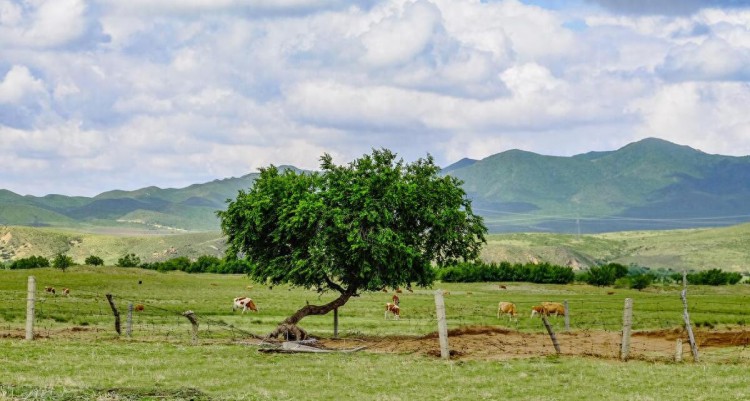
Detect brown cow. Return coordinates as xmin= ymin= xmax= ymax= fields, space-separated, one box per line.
xmin=497 ymin=302 xmax=517 ymax=319
xmin=531 ymin=302 xmax=565 ymax=318
xmin=392 ymin=294 xmax=400 ymax=306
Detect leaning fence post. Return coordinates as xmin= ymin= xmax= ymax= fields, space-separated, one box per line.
xmin=541 ymin=315 xmax=561 ymax=354
xmin=681 ymin=289 xmax=700 ymax=362
xmin=434 ymin=290 xmax=450 ymax=359
xmin=620 ymin=298 xmax=633 ymax=361
xmin=105 ymin=293 xmax=121 ymax=335
xmin=182 ymin=310 xmax=199 ymax=344
xmin=126 ymin=303 xmax=133 ymax=337
xmin=26 ymin=276 xmax=36 ymax=341
xmin=563 ymin=300 xmax=570 ymax=332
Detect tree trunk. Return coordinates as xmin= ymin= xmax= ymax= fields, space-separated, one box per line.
xmin=268 ymin=291 xmax=354 ymax=340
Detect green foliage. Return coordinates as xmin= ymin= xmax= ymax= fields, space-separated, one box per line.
xmin=84 ymin=255 xmax=104 ymax=266
xmin=629 ymin=274 xmax=655 ymax=291
xmin=581 ymin=263 xmax=629 ymax=286
xmin=218 ymin=149 xmax=487 ymax=298
xmin=686 ymin=269 xmax=743 ymax=285
xmin=9 ymin=255 xmax=50 ymax=269
xmin=52 ymin=253 xmax=74 ymax=271
xmin=116 ymin=253 xmax=141 ymax=267
xmin=437 ymin=261 xmax=575 ymax=284
xmin=140 ymin=255 xmax=251 ymax=274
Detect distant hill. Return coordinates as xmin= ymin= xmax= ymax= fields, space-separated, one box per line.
xmin=2 ymin=138 xmax=750 ymax=233
xmin=0 ymin=174 xmax=260 ymax=231
xmin=3 ymin=223 xmax=750 ymax=272
xmin=446 ymin=137 xmax=750 ymax=233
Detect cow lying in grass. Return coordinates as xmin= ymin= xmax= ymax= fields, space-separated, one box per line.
xmin=385 ymin=302 xmax=400 ymax=320
xmin=233 ymin=297 xmax=258 ymax=313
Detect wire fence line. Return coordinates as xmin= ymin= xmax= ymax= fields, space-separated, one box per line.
xmin=2 ymin=280 xmax=750 ymax=362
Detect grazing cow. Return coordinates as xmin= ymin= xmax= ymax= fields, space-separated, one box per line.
xmin=134 ymin=304 xmax=145 ymax=312
xmin=531 ymin=302 xmax=565 ymax=318
xmin=498 ymin=285 xmax=507 ymax=290
xmin=392 ymin=294 xmax=400 ymax=306
xmin=497 ymin=302 xmax=517 ymax=319
xmin=385 ymin=302 xmax=400 ymax=320
xmin=62 ymin=288 xmax=70 ymax=296
xmin=395 ymin=288 xmax=403 ymax=294
xmin=44 ymin=286 xmax=55 ymax=295
xmin=233 ymin=297 xmax=258 ymax=313
xmin=607 ymin=291 xmax=615 ymax=295
xmin=381 ymin=288 xmax=388 ymax=293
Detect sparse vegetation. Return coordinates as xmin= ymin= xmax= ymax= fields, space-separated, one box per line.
xmin=116 ymin=253 xmax=141 ymax=267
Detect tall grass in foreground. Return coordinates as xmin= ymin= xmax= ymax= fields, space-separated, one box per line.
xmin=1 ymin=340 xmax=750 ymax=401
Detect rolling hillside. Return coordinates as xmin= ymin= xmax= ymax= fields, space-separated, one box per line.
xmin=2 ymin=138 xmax=750 ymax=233
xmin=2 ymin=223 xmax=750 ymax=272
xmin=446 ymin=138 xmax=750 ymax=233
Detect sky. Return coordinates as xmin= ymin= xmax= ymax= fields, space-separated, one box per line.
xmin=2 ymin=0 xmax=750 ymax=197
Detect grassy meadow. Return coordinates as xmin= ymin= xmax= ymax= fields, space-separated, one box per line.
xmin=2 ymin=266 xmax=750 ymax=400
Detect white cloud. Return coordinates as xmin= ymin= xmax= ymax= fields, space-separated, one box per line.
xmin=2 ymin=0 xmax=750 ymax=196
xmin=0 ymin=65 xmax=46 ymax=104
xmin=632 ymin=82 xmax=750 ymax=156
xmin=360 ymin=1 xmax=441 ymax=66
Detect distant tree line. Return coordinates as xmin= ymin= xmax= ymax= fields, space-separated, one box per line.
xmin=437 ymin=261 xmax=576 ymax=284
xmin=5 ymin=253 xmax=250 ymax=275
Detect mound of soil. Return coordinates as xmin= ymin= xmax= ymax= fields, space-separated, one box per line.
xmin=318 ymin=326 xmax=750 ymax=361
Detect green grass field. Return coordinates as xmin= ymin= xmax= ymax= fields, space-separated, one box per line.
xmin=2 ymin=267 xmax=750 ymax=400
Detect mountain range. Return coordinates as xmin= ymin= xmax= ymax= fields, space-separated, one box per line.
xmin=2 ymin=138 xmax=750 ymax=233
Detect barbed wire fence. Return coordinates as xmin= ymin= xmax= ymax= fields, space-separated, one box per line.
xmin=2 ymin=276 xmax=749 ymax=362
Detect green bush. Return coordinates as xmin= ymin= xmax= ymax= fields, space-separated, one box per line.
xmin=687 ymin=269 xmax=743 ymax=286
xmin=9 ymin=255 xmax=50 ymax=270
xmin=85 ymin=255 xmax=104 ymax=266
xmin=52 ymin=254 xmax=74 ymax=272
xmin=629 ymin=274 xmax=654 ymax=291
xmin=116 ymin=253 xmax=141 ymax=268
xmin=583 ymin=263 xmax=628 ymax=286
xmin=437 ymin=261 xmax=574 ymax=284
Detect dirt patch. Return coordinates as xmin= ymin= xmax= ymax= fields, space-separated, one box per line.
xmin=318 ymin=326 xmax=750 ymax=361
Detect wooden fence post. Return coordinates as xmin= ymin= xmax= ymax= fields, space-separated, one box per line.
xmin=126 ymin=303 xmax=133 ymax=337
xmin=681 ymin=289 xmax=699 ymax=362
xmin=182 ymin=310 xmax=199 ymax=344
xmin=434 ymin=290 xmax=450 ymax=359
xmin=25 ymin=276 xmax=36 ymax=341
xmin=675 ymin=339 xmax=683 ymax=362
xmin=563 ymin=300 xmax=570 ymax=332
xmin=333 ymin=307 xmax=339 ymax=339
xmin=105 ymin=293 xmax=121 ymax=335
xmin=541 ymin=315 xmax=561 ymax=354
xmin=620 ymin=298 xmax=633 ymax=361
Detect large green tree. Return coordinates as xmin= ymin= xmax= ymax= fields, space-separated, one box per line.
xmin=218 ymin=149 xmax=487 ymax=338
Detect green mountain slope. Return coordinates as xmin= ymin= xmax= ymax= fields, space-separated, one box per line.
xmin=2 ymin=138 xmax=750 ymax=233
xmin=448 ymin=137 xmax=750 ymax=232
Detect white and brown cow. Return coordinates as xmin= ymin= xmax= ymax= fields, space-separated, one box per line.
xmin=392 ymin=294 xmax=400 ymax=306
xmin=385 ymin=302 xmax=400 ymax=320
xmin=233 ymin=297 xmax=258 ymax=313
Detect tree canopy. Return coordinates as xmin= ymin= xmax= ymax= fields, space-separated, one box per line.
xmin=218 ymin=149 xmax=487 ymax=335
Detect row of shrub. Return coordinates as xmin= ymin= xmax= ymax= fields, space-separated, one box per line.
xmin=5 ymin=253 xmax=250 ymax=275
xmin=437 ymin=261 xmax=576 ymax=284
